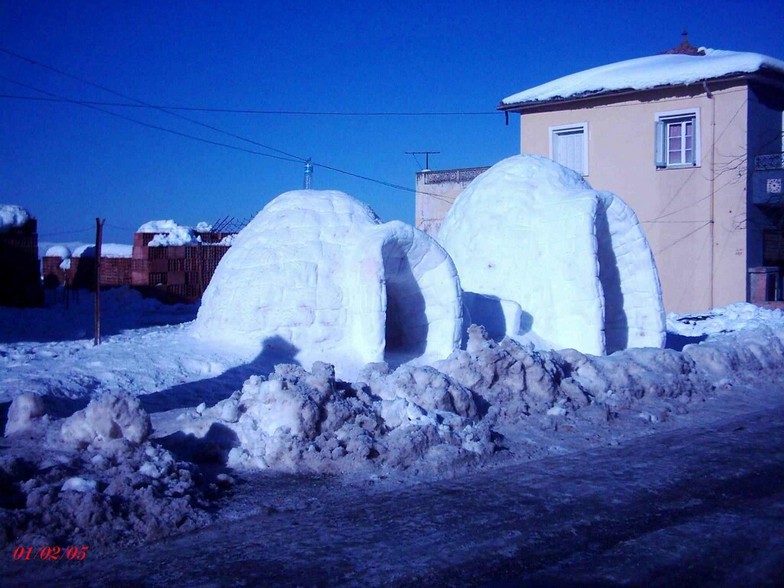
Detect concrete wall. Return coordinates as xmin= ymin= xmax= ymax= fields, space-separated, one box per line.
xmin=518 ymin=82 xmax=751 ymax=313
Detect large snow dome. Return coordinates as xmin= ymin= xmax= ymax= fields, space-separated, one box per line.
xmin=194 ymin=190 xmax=462 ymax=373
xmin=438 ymin=155 xmax=665 ymax=355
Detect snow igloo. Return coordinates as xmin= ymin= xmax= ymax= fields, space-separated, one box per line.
xmin=438 ymin=155 xmax=665 ymax=355
xmin=194 ymin=190 xmax=462 ymax=373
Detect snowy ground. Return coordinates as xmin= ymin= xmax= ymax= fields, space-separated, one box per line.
xmin=2 ymin=289 xmax=784 ymax=585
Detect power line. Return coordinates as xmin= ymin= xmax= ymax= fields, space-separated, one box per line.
xmin=0 ymin=46 xmax=303 ymax=162
xmin=0 ymin=93 xmax=498 ymax=116
xmin=0 ymin=75 xmax=302 ymax=164
xmin=1 ymin=46 xmax=458 ymax=200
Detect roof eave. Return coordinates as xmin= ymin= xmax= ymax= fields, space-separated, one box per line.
xmin=497 ymin=70 xmax=783 ymax=113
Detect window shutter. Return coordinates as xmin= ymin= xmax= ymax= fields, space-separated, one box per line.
xmin=654 ymin=121 xmax=666 ymax=168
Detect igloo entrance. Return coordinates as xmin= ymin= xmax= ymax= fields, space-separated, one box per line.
xmin=382 ymin=239 xmax=428 ymax=364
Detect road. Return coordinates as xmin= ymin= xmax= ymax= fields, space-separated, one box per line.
xmin=6 ymin=402 xmax=784 ymax=587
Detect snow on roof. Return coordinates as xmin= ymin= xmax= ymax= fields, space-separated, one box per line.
xmin=71 ymin=244 xmax=132 ymax=258
xmin=0 ymin=204 xmax=31 ymax=233
xmin=138 ymin=220 xmax=178 ymax=233
xmin=501 ymin=48 xmax=784 ymax=107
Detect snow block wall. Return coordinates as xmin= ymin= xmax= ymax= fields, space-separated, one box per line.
xmin=438 ymin=155 xmax=665 ymax=355
xmin=194 ymin=190 xmax=462 ymax=372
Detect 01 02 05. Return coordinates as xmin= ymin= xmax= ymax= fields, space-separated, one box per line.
xmin=12 ymin=546 xmax=89 ymax=561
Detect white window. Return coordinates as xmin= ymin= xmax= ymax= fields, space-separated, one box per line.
xmin=655 ymin=109 xmax=700 ymax=168
xmin=550 ymin=123 xmax=588 ymax=176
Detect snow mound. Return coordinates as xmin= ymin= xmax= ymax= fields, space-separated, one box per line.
xmin=61 ymin=392 xmax=152 ymax=447
xmin=438 ymin=155 xmax=665 ymax=355
xmin=44 ymin=244 xmax=71 ymax=259
xmin=186 ymin=361 xmax=495 ymax=474
xmin=138 ymin=219 xmax=179 ymax=233
xmin=194 ymin=190 xmax=462 ymax=374
xmin=4 ymin=394 xmax=47 ymax=436
xmin=149 ymin=226 xmax=202 ymax=247
xmin=0 ymin=204 xmax=31 ymax=232
xmin=668 ymin=302 xmax=784 ymax=337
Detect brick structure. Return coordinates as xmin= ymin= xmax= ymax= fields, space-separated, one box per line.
xmin=0 ymin=217 xmax=43 ymax=307
xmin=131 ymin=231 xmax=232 ymax=303
xmin=42 ymin=227 xmax=236 ymax=304
xmin=43 ymin=255 xmax=132 ymax=290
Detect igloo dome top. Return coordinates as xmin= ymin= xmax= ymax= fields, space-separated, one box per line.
xmin=438 ymin=155 xmax=665 ymax=355
xmin=194 ymin=190 xmax=462 ymax=375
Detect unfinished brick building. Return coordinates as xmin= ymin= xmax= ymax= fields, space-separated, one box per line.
xmin=0 ymin=215 xmax=43 ymax=307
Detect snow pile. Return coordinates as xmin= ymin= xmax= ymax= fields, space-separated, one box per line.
xmin=44 ymin=244 xmax=71 ymax=259
xmin=433 ymin=326 xmax=699 ymax=426
xmin=149 ymin=226 xmax=202 ymax=247
xmin=184 ymin=361 xmax=494 ymax=474
xmin=0 ymin=204 xmax=31 ymax=232
xmin=4 ymin=394 xmax=48 ymax=436
xmin=216 ymin=233 xmax=235 ymax=246
xmin=1 ymin=393 xmax=221 ymax=548
xmin=438 ymin=155 xmax=665 ymax=355
xmin=501 ymin=48 xmax=784 ymax=106
xmin=138 ymin=219 xmax=179 ymax=233
xmin=195 ymin=222 xmax=212 ymax=232
xmin=194 ymin=190 xmax=462 ymax=375
xmin=72 ymin=244 xmax=95 ymax=257
xmin=668 ymin=302 xmax=784 ymax=337
xmin=60 ymin=392 xmax=152 ymax=447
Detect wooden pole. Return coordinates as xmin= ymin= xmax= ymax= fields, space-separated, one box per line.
xmin=94 ymin=218 xmax=105 ymax=346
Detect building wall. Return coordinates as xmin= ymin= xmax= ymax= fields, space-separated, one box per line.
xmin=415 ymin=167 xmax=489 ymax=237
xmin=518 ymin=82 xmax=751 ymax=313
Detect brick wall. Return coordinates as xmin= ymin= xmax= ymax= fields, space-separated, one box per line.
xmin=0 ymin=218 xmax=43 ymax=307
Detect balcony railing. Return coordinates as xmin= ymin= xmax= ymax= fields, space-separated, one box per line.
xmin=755 ymin=152 xmax=784 ymax=171
xmin=418 ymin=166 xmax=490 ymax=185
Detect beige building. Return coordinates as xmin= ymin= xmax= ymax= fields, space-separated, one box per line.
xmin=415 ymin=166 xmax=489 ymax=237
xmin=496 ymin=40 xmax=784 ymax=313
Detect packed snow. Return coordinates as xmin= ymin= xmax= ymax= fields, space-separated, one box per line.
xmin=501 ymin=48 xmax=784 ymax=106
xmin=438 ymin=155 xmax=665 ymax=355
xmin=0 ymin=204 xmax=31 ymax=232
xmin=194 ymin=190 xmax=462 ymax=376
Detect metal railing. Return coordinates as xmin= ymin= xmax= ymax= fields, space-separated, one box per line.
xmin=419 ymin=166 xmax=490 ymax=185
xmin=755 ymin=152 xmax=784 ymax=171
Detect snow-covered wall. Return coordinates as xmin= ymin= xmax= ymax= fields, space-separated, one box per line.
xmin=194 ymin=190 xmax=462 ymax=374
xmin=0 ymin=204 xmax=31 ymax=233
xmin=438 ymin=155 xmax=665 ymax=355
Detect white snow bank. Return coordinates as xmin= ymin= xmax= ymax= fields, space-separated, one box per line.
xmin=61 ymin=392 xmax=152 ymax=447
xmin=182 ymin=361 xmax=494 ymax=473
xmin=0 ymin=204 xmax=31 ymax=232
xmin=45 ymin=245 xmax=71 ymax=259
xmin=4 ymin=393 xmax=47 ymax=436
xmin=194 ymin=190 xmax=463 ymax=375
xmin=501 ymin=48 xmax=784 ymax=106
xmin=438 ymin=155 xmax=665 ymax=355
xmin=668 ymin=302 xmax=784 ymax=337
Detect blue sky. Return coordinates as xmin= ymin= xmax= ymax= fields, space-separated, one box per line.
xmin=3 ymin=0 xmax=784 ymax=244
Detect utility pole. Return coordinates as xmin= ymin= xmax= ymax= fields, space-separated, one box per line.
xmin=94 ymin=217 xmax=105 ymax=346
xmin=406 ymin=151 xmax=440 ymax=171
xmin=303 ymin=158 xmax=313 ymax=189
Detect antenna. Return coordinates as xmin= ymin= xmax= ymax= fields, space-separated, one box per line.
xmin=303 ymin=158 xmax=313 ymax=189
xmin=406 ymin=151 xmax=440 ymax=171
